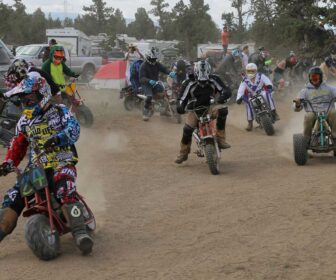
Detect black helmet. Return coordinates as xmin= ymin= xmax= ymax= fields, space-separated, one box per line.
xmin=308 ymin=66 xmax=323 ymax=87
xmin=5 ymin=58 xmax=29 ymax=88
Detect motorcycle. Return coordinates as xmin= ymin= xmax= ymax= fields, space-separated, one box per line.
xmin=0 ymin=146 xmax=96 ymax=260
xmin=119 ymin=85 xmax=143 ymax=111
xmin=137 ymin=82 xmax=182 ymax=124
xmin=62 ymin=79 xmax=94 ymax=128
xmin=187 ymin=100 xmax=222 ymax=175
xmin=293 ymin=98 xmax=336 ymax=165
xmin=0 ymin=93 xmax=21 ymax=147
xmin=249 ymin=90 xmax=277 ymax=136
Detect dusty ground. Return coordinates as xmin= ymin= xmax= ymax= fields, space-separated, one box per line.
xmin=1 ymin=86 xmax=336 ymax=280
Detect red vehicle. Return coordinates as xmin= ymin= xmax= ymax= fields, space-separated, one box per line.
xmin=1 ymin=152 xmax=96 ymax=260
xmin=187 ymin=102 xmax=222 ymax=175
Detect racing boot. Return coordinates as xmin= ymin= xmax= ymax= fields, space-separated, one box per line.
xmin=175 ymin=142 xmax=191 ymax=164
xmin=246 ymin=120 xmax=253 ymax=131
xmin=216 ymin=129 xmax=231 ymax=149
xmin=62 ymin=202 xmax=93 ymax=255
xmin=0 ymin=208 xmax=18 ymax=242
xmin=142 ymin=108 xmax=150 ymax=121
xmin=271 ymin=109 xmax=280 ymax=121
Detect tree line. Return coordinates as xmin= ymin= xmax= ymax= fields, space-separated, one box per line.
xmin=0 ymin=0 xmax=335 ymax=59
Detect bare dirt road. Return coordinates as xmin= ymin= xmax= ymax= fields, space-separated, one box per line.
xmin=1 ymin=88 xmax=336 ymax=280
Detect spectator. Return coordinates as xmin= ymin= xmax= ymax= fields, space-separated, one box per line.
xmin=42 ymin=38 xmax=57 ymax=62
xmin=242 ymin=45 xmax=249 ymax=68
xmin=221 ymin=25 xmax=229 ymax=57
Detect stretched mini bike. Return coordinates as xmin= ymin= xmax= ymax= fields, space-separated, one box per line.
xmin=187 ymin=100 xmax=222 ymax=175
xmin=293 ymin=98 xmax=336 ymax=165
xmin=0 ymin=148 xmax=96 ymax=260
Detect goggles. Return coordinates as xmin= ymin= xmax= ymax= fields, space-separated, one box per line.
xmin=309 ymin=73 xmax=321 ymax=83
xmin=246 ymin=69 xmax=257 ymax=74
xmin=53 ymin=55 xmax=64 ymax=60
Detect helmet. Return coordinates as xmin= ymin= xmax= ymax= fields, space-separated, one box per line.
xmin=232 ymin=49 xmax=241 ymax=58
xmin=194 ymin=60 xmax=211 ymax=82
xmin=52 ymin=45 xmax=65 ymax=65
xmin=5 ymin=58 xmax=29 ymax=88
xmin=308 ymin=66 xmax=323 ymax=87
xmin=289 ymin=51 xmax=295 ymax=56
xmin=5 ymin=73 xmax=46 ymax=118
xmin=245 ymin=63 xmax=258 ymax=79
xmin=289 ymin=56 xmax=298 ymax=66
xmin=145 ymin=47 xmax=159 ymax=65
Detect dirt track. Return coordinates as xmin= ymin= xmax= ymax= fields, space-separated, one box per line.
xmin=1 ymin=88 xmax=336 ymax=280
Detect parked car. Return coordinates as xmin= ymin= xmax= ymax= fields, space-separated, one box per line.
xmin=16 ymin=44 xmax=102 ymax=81
xmin=0 ymin=39 xmax=14 ymax=88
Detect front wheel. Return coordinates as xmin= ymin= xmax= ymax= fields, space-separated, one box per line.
xmin=205 ymin=143 xmax=220 ymax=175
xmin=293 ymin=133 xmax=308 ymax=165
xmin=24 ymin=214 xmax=60 ymax=261
xmin=260 ymin=114 xmax=275 ymax=136
xmin=76 ymin=104 xmax=94 ymax=128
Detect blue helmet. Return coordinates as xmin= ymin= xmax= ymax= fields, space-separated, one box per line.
xmin=232 ymin=49 xmax=242 ymax=58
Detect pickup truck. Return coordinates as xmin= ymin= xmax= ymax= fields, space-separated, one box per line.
xmin=16 ymin=44 xmax=102 ymax=81
xmin=0 ymin=39 xmax=15 ymax=88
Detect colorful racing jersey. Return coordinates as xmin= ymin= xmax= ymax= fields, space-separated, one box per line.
xmin=5 ymin=104 xmax=80 ymax=169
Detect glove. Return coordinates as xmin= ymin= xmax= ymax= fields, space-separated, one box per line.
xmin=44 ymin=136 xmax=60 ymax=152
xmin=0 ymin=162 xmax=12 ymax=176
xmin=149 ymin=80 xmax=157 ymax=87
xmin=236 ymin=97 xmax=243 ymax=105
xmin=218 ymin=94 xmax=226 ymax=104
xmin=176 ymin=104 xmax=185 ymax=114
xmin=169 ymin=71 xmax=177 ymax=79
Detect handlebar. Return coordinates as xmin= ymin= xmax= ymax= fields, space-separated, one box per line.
xmin=293 ymin=98 xmax=336 ymax=114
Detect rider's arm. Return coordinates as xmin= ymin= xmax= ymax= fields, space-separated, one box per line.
xmin=158 ymin=62 xmax=170 ymax=75
xmin=5 ymin=119 xmax=29 ymax=167
xmin=62 ymin=62 xmax=77 ymax=77
xmin=55 ymin=105 xmax=80 ymax=146
xmin=236 ymin=82 xmax=246 ymax=101
xmin=261 ymin=73 xmax=273 ymax=87
xmin=210 ymin=75 xmax=232 ymax=99
xmin=177 ymin=80 xmax=192 ymax=110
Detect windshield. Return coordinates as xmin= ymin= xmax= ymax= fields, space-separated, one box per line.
xmin=16 ymin=45 xmax=41 ymax=56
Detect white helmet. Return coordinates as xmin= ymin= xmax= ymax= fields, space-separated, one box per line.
xmin=194 ymin=60 xmax=211 ymax=82
xmin=246 ymin=63 xmax=257 ymax=79
xmin=145 ymin=47 xmax=159 ymax=64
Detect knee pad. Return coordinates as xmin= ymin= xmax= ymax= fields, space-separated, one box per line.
xmin=217 ymin=107 xmax=228 ymax=130
xmin=182 ymin=125 xmax=194 ymax=144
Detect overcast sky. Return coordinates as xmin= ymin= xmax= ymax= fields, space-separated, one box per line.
xmin=2 ymin=0 xmax=233 ymax=27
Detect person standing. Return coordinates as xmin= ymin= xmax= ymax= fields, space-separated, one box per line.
xmin=42 ymin=38 xmax=57 ymax=63
xmin=221 ymin=25 xmax=229 ymax=57
xmin=125 ymin=44 xmax=144 ymax=87
xmin=242 ymin=45 xmax=250 ymax=68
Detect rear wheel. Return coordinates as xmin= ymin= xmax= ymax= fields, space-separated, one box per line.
xmin=76 ymin=105 xmax=94 ymax=128
xmin=205 ymin=143 xmax=220 ymax=175
xmin=293 ymin=133 xmax=308 ymax=165
xmin=260 ymin=114 xmax=275 ymax=136
xmin=82 ymin=65 xmax=95 ymax=82
xmin=24 ymin=214 xmax=60 ymax=261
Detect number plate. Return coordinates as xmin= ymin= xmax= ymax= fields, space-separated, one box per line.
xmin=19 ymin=166 xmax=49 ymax=197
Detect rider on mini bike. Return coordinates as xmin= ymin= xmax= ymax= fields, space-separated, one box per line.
xmin=175 ymin=60 xmax=232 ymax=164
xmin=0 ymin=73 xmax=93 ymax=255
